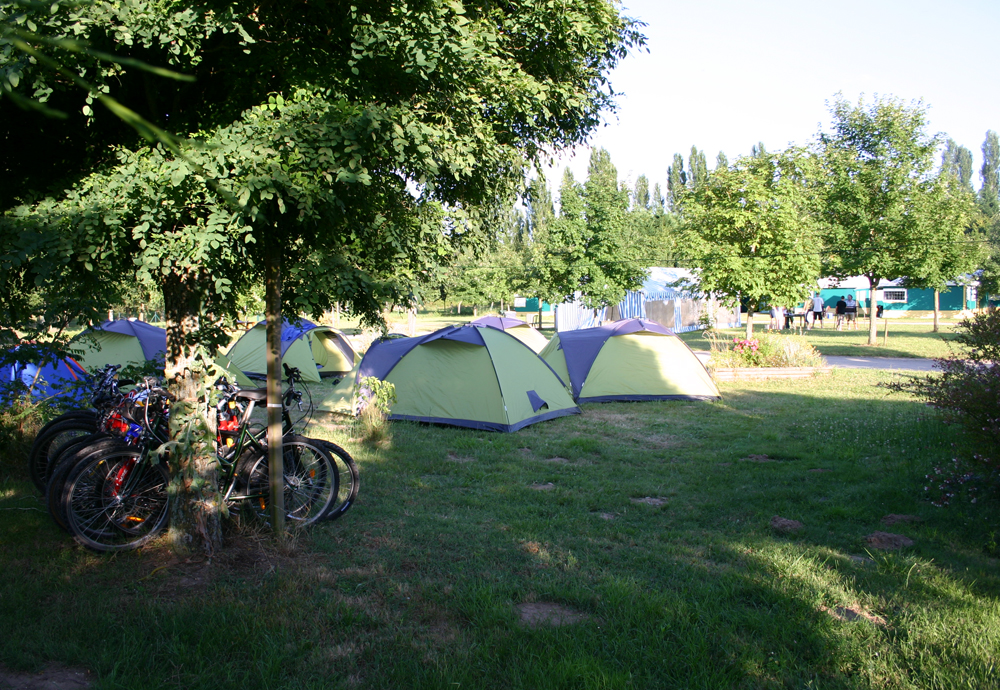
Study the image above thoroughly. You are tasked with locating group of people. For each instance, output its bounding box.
[767,294,861,331]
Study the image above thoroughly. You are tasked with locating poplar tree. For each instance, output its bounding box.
[978,131,1000,295]
[667,153,687,212]
[715,152,729,171]
[688,146,708,191]
[941,139,974,191]
[979,131,1000,217]
[633,175,650,210]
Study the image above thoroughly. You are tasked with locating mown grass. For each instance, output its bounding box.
[1,369,998,689]
[677,319,962,360]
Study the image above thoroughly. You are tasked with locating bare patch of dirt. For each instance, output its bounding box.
[630,497,668,506]
[821,605,886,626]
[541,456,570,464]
[516,602,590,628]
[596,512,616,520]
[0,664,91,690]
[881,514,922,527]
[770,516,804,533]
[642,434,682,449]
[445,452,474,463]
[848,555,874,566]
[585,410,642,429]
[716,462,732,466]
[739,454,775,463]
[529,482,555,491]
[866,531,914,550]
[518,448,533,457]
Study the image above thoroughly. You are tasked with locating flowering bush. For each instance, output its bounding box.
[706,332,824,369]
[731,337,762,366]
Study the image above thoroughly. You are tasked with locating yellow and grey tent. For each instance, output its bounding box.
[356,324,579,432]
[540,319,720,403]
[226,319,357,383]
[71,319,255,387]
[469,316,549,352]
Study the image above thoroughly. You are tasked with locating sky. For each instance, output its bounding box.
[544,0,1000,194]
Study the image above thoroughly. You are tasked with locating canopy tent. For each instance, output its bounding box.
[226,319,357,383]
[356,324,579,432]
[2,349,88,402]
[470,316,549,352]
[72,319,254,387]
[610,267,741,333]
[539,318,720,403]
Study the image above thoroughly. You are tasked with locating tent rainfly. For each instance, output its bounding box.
[226,319,357,383]
[356,324,579,432]
[73,319,253,386]
[469,316,549,352]
[539,318,720,403]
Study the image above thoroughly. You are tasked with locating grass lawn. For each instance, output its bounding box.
[2,369,998,688]
[676,317,963,360]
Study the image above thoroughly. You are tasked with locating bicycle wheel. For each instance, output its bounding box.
[47,438,125,532]
[313,440,359,521]
[34,410,98,439]
[29,418,98,493]
[63,448,170,552]
[240,436,336,527]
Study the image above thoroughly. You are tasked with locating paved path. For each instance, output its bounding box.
[823,356,936,371]
[692,351,937,372]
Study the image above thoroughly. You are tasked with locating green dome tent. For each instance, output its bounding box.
[470,316,549,352]
[540,319,720,403]
[226,319,358,383]
[356,324,579,432]
[72,319,255,387]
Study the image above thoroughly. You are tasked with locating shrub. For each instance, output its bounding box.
[705,332,825,369]
[892,309,1000,504]
[0,390,52,480]
[355,376,397,448]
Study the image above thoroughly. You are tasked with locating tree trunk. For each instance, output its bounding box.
[264,248,286,540]
[745,304,754,339]
[407,306,416,336]
[933,290,940,332]
[867,278,879,346]
[163,271,223,557]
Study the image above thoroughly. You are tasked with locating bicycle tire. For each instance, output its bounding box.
[46,437,125,532]
[63,448,170,552]
[34,410,98,439]
[312,439,359,521]
[28,418,98,494]
[239,435,337,528]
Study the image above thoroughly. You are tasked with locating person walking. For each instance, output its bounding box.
[811,294,825,329]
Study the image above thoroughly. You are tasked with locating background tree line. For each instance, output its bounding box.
[447,96,996,347]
